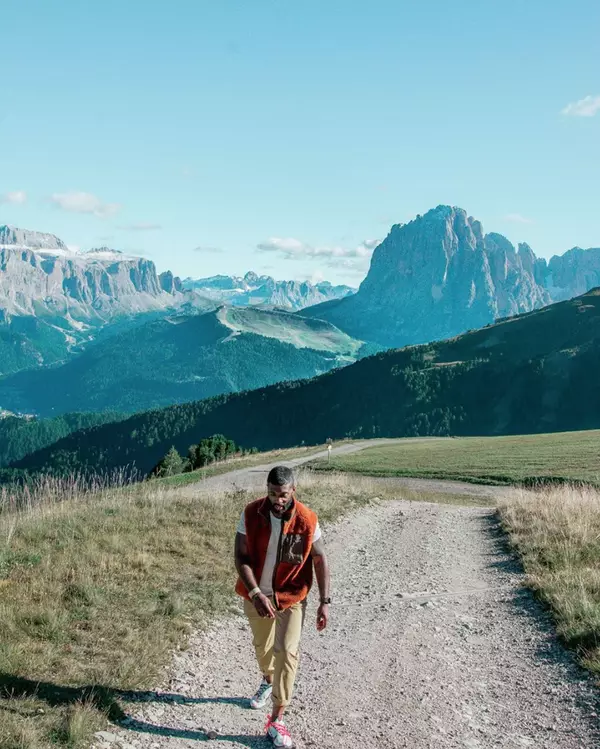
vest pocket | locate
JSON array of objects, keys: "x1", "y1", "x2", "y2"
[{"x1": 281, "y1": 533, "x2": 305, "y2": 564}]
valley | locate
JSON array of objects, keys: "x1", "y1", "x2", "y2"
[
  {"x1": 9, "y1": 287, "x2": 600, "y2": 481},
  {"x1": 0, "y1": 306, "x2": 370, "y2": 417}
]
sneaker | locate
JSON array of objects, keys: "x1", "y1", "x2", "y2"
[
  {"x1": 265, "y1": 716, "x2": 294, "y2": 748},
  {"x1": 249, "y1": 678, "x2": 273, "y2": 709}
]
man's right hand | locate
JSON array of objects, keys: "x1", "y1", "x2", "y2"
[{"x1": 253, "y1": 592, "x2": 276, "y2": 618}]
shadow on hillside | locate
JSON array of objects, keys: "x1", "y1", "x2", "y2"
[
  {"x1": 0, "y1": 675, "x2": 264, "y2": 746},
  {"x1": 479, "y1": 511, "x2": 600, "y2": 721}
]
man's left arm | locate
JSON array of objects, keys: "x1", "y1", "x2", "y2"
[{"x1": 311, "y1": 537, "x2": 330, "y2": 631}]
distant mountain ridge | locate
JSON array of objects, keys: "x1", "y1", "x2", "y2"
[
  {"x1": 0, "y1": 225, "x2": 185, "y2": 319},
  {"x1": 11, "y1": 287, "x2": 600, "y2": 479},
  {"x1": 183, "y1": 271, "x2": 354, "y2": 310},
  {"x1": 302, "y1": 206, "x2": 600, "y2": 347},
  {"x1": 0, "y1": 225, "x2": 211, "y2": 375}
]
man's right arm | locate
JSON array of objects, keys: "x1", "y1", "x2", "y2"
[{"x1": 234, "y1": 532, "x2": 275, "y2": 618}]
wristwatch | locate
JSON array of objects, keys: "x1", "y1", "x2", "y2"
[{"x1": 320, "y1": 597, "x2": 332, "y2": 605}]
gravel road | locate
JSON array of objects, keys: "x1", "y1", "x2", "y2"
[
  {"x1": 178, "y1": 439, "x2": 505, "y2": 502},
  {"x1": 96, "y1": 447, "x2": 599, "y2": 749}
]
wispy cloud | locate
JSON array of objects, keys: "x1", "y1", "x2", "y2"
[
  {"x1": 0, "y1": 190, "x2": 27, "y2": 204},
  {"x1": 193, "y1": 245, "x2": 224, "y2": 254},
  {"x1": 561, "y1": 94, "x2": 600, "y2": 117},
  {"x1": 118, "y1": 222, "x2": 162, "y2": 231},
  {"x1": 49, "y1": 191, "x2": 121, "y2": 218},
  {"x1": 256, "y1": 237, "x2": 380, "y2": 270},
  {"x1": 505, "y1": 213, "x2": 534, "y2": 225}
]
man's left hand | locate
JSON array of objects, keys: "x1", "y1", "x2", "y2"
[{"x1": 316, "y1": 603, "x2": 329, "y2": 631}]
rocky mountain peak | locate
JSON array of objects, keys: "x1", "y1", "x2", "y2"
[
  {"x1": 0, "y1": 224, "x2": 69, "y2": 252},
  {"x1": 304, "y1": 206, "x2": 557, "y2": 347},
  {"x1": 0, "y1": 225, "x2": 186, "y2": 332}
]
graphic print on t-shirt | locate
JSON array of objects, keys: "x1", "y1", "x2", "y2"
[{"x1": 281, "y1": 533, "x2": 305, "y2": 564}]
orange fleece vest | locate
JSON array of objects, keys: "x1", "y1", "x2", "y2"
[{"x1": 235, "y1": 496, "x2": 318, "y2": 610}]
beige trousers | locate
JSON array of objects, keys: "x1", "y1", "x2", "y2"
[{"x1": 244, "y1": 597, "x2": 307, "y2": 708}]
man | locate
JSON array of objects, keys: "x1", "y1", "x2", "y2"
[{"x1": 234, "y1": 465, "x2": 331, "y2": 748}]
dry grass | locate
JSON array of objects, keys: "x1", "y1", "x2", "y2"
[
  {"x1": 0, "y1": 469, "x2": 396, "y2": 748},
  {"x1": 499, "y1": 484, "x2": 600, "y2": 675}
]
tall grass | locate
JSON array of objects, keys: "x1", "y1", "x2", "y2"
[
  {"x1": 500, "y1": 484, "x2": 600, "y2": 675},
  {"x1": 0, "y1": 467, "x2": 393, "y2": 749},
  {"x1": 0, "y1": 469, "x2": 136, "y2": 516}
]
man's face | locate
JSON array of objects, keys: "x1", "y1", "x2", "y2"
[{"x1": 267, "y1": 482, "x2": 295, "y2": 517}]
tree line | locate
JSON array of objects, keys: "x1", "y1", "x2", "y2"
[{"x1": 149, "y1": 434, "x2": 258, "y2": 478}]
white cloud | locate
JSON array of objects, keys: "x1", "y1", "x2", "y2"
[
  {"x1": 193, "y1": 245, "x2": 224, "y2": 254},
  {"x1": 49, "y1": 191, "x2": 121, "y2": 218},
  {"x1": 505, "y1": 213, "x2": 534, "y2": 225},
  {"x1": 119, "y1": 222, "x2": 162, "y2": 231},
  {"x1": 256, "y1": 237, "x2": 380, "y2": 266},
  {"x1": 561, "y1": 95, "x2": 600, "y2": 117},
  {"x1": 0, "y1": 190, "x2": 27, "y2": 204}
]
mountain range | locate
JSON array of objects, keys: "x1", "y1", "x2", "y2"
[
  {"x1": 182, "y1": 271, "x2": 354, "y2": 310},
  {"x1": 302, "y1": 205, "x2": 600, "y2": 347},
  {"x1": 11, "y1": 287, "x2": 600, "y2": 479},
  {"x1": 0, "y1": 225, "x2": 211, "y2": 375},
  {"x1": 4, "y1": 207, "x2": 600, "y2": 425}
]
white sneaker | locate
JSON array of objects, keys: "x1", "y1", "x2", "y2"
[
  {"x1": 265, "y1": 716, "x2": 294, "y2": 748},
  {"x1": 249, "y1": 678, "x2": 272, "y2": 709}
]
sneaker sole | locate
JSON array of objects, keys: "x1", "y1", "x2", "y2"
[
  {"x1": 266, "y1": 734, "x2": 295, "y2": 749},
  {"x1": 250, "y1": 700, "x2": 269, "y2": 710}
]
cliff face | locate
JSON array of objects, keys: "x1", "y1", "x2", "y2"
[
  {"x1": 544, "y1": 247, "x2": 600, "y2": 301},
  {"x1": 303, "y1": 206, "x2": 552, "y2": 347},
  {"x1": 0, "y1": 226, "x2": 189, "y2": 374},
  {"x1": 0, "y1": 229, "x2": 184, "y2": 323}
]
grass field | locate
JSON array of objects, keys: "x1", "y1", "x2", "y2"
[
  {"x1": 0, "y1": 468, "x2": 396, "y2": 749},
  {"x1": 314, "y1": 431, "x2": 600, "y2": 485},
  {"x1": 500, "y1": 485, "x2": 600, "y2": 677}
]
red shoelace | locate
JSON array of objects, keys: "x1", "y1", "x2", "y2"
[{"x1": 264, "y1": 716, "x2": 292, "y2": 738}]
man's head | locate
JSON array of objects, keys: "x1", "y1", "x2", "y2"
[{"x1": 267, "y1": 465, "x2": 296, "y2": 517}]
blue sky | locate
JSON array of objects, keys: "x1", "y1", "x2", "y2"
[{"x1": 1, "y1": 0, "x2": 599, "y2": 285}]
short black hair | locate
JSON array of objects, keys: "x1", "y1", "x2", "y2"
[{"x1": 267, "y1": 465, "x2": 295, "y2": 487}]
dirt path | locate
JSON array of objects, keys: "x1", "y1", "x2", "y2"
[
  {"x1": 179, "y1": 439, "x2": 505, "y2": 501},
  {"x1": 99, "y1": 490, "x2": 599, "y2": 748}
]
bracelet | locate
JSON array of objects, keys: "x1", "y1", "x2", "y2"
[{"x1": 248, "y1": 587, "x2": 261, "y2": 599}]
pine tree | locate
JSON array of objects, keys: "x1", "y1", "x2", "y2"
[{"x1": 149, "y1": 446, "x2": 184, "y2": 478}]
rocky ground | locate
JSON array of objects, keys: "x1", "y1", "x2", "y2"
[{"x1": 94, "y1": 489, "x2": 599, "y2": 749}]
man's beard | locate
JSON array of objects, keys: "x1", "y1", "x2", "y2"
[{"x1": 271, "y1": 498, "x2": 293, "y2": 517}]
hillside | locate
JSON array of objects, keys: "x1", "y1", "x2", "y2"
[
  {"x1": 302, "y1": 205, "x2": 600, "y2": 348},
  {"x1": 0, "y1": 306, "x2": 370, "y2": 416},
  {"x1": 0, "y1": 411, "x2": 125, "y2": 468},
  {"x1": 11, "y1": 288, "x2": 600, "y2": 479}
]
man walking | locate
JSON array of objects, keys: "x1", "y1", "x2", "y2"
[{"x1": 234, "y1": 465, "x2": 331, "y2": 748}]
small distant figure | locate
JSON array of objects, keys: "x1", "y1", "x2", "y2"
[
  {"x1": 234, "y1": 465, "x2": 331, "y2": 748},
  {"x1": 327, "y1": 442, "x2": 332, "y2": 464}
]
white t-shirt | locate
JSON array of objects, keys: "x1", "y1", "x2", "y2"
[{"x1": 237, "y1": 510, "x2": 322, "y2": 596}]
